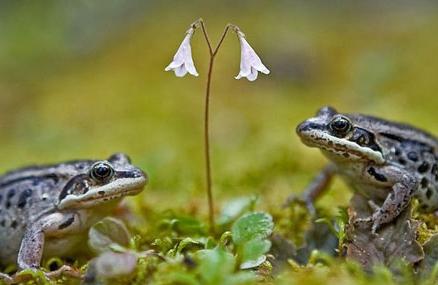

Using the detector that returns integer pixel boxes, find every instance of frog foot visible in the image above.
[45,265,82,279]
[353,211,383,235]
[10,265,82,284]
[0,272,14,285]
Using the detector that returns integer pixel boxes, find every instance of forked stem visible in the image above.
[196,19,234,234]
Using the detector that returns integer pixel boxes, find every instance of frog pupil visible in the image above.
[96,165,109,177]
[90,163,114,181]
[330,116,351,136]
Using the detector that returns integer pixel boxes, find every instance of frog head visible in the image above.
[296,106,385,164]
[57,153,147,210]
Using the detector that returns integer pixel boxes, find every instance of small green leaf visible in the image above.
[157,272,200,285]
[88,217,131,254]
[152,237,174,253]
[240,239,271,268]
[218,231,232,247]
[196,247,235,284]
[195,247,256,285]
[231,212,273,245]
[240,256,266,270]
[176,237,205,254]
[160,214,207,235]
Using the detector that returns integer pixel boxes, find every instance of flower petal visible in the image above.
[174,65,188,77]
[235,31,270,81]
[184,46,199,76]
[246,67,258,81]
[254,60,270,74]
[165,61,182,71]
[165,27,198,77]
[236,38,251,78]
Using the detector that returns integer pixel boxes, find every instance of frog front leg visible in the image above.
[17,212,78,270]
[356,165,418,234]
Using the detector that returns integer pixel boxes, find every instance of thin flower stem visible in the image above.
[198,19,235,235]
[212,24,231,56]
[199,20,213,56]
[204,56,214,234]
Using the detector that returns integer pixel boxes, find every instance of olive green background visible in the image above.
[1,1,438,214]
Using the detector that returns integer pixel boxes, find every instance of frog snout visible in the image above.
[133,169,147,179]
[135,169,149,186]
[296,120,323,135]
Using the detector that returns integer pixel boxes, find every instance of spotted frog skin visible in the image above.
[295,106,438,233]
[0,153,147,270]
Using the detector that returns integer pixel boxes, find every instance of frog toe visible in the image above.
[0,272,14,285]
[353,216,373,227]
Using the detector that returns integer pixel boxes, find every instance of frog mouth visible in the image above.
[58,177,147,209]
[298,127,385,164]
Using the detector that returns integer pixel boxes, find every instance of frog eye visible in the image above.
[329,116,352,137]
[90,162,114,182]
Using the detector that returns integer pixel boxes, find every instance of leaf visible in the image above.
[345,194,424,271]
[176,237,205,254]
[156,272,200,285]
[240,255,267,270]
[88,217,131,254]
[159,213,207,235]
[240,239,271,269]
[195,248,255,285]
[94,251,138,278]
[196,248,236,284]
[231,212,274,245]
[218,196,257,226]
[152,237,174,253]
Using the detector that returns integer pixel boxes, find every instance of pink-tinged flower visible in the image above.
[235,31,270,81]
[165,27,199,77]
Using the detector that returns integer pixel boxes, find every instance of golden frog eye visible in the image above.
[90,162,114,182]
[329,115,352,137]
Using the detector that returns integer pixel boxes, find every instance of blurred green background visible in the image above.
[1,0,438,214]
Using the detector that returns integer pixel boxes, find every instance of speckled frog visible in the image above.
[0,153,147,273]
[295,106,438,233]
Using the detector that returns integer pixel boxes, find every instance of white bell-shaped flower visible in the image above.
[165,27,199,77]
[235,31,270,81]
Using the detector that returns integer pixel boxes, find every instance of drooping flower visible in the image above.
[235,31,270,81]
[165,27,199,77]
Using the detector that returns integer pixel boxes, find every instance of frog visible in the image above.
[292,106,438,234]
[0,153,147,280]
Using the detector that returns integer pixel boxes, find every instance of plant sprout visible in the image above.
[165,18,270,233]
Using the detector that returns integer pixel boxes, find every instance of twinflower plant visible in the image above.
[165,18,270,233]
